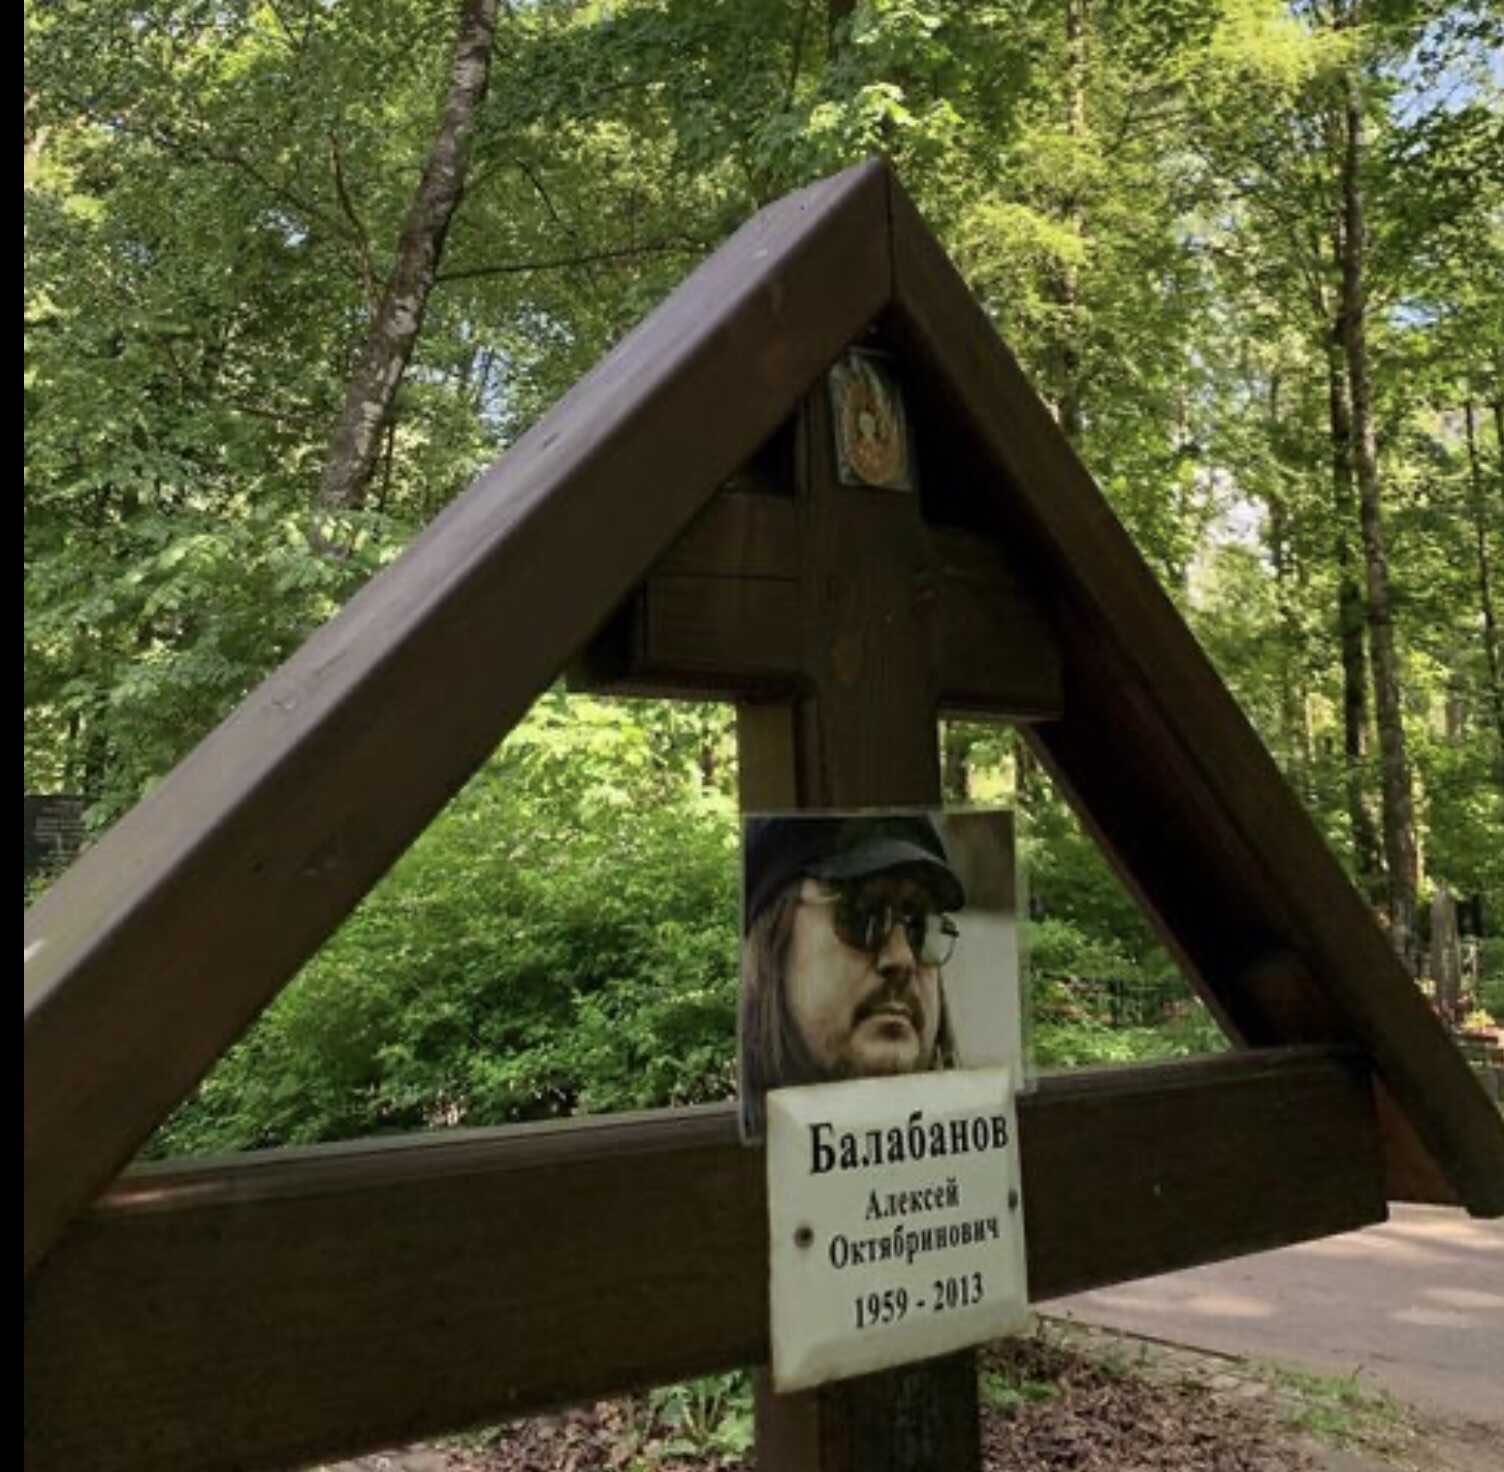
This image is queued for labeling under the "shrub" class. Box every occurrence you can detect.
[148,701,741,1158]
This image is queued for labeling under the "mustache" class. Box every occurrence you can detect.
[854,984,923,1031]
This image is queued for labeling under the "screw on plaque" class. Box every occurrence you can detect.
[794,1225,814,1249]
[1007,1189,1021,1212]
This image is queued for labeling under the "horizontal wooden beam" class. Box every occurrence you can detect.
[25,1047,1382,1472]
[572,493,1064,719]
[653,487,800,579]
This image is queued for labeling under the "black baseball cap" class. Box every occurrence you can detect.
[743,814,965,931]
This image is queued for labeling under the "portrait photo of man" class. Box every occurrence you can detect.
[738,812,971,1141]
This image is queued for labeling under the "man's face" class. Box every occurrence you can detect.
[785,873,944,1079]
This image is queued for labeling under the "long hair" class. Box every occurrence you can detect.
[738,879,957,1141]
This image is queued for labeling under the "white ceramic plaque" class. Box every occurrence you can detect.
[767,1066,1029,1393]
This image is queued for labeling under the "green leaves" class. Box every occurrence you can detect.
[146,693,740,1157]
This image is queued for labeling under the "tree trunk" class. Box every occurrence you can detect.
[942,723,972,805]
[1012,728,1039,812]
[61,709,81,795]
[1490,345,1502,453]
[1464,399,1504,778]
[318,0,500,515]
[1326,340,1382,894]
[1339,64,1418,966]
[80,701,111,805]
[1430,884,1462,1024]
[1265,493,1306,780]
[1264,375,1311,793]
[1052,0,1088,442]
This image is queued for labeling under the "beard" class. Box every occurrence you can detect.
[825,987,938,1080]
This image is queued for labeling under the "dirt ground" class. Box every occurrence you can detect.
[318,1319,1503,1472]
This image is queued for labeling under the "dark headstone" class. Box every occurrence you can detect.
[25,795,87,878]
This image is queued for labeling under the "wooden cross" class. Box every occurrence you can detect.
[579,357,1061,1471]
[577,354,1063,750]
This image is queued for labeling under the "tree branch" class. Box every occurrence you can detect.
[329,129,380,315]
[434,241,705,285]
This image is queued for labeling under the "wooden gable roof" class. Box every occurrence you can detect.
[24,160,1502,1283]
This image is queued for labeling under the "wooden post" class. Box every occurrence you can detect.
[739,381,981,1471]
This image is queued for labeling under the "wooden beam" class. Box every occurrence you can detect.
[23,162,894,1275]
[24,1048,1383,1472]
[930,529,1063,720]
[652,487,800,579]
[1020,1048,1385,1298]
[573,496,1064,720]
[885,173,1504,1217]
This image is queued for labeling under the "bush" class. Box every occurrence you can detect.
[1031,1005,1226,1070]
[1025,916,1226,1065]
[148,699,741,1158]
[1027,917,1146,987]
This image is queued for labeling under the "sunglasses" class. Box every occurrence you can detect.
[806,882,959,967]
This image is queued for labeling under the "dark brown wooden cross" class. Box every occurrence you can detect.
[579,363,1060,1472]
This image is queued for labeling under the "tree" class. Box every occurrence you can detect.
[317,0,500,517]
[1335,10,1419,962]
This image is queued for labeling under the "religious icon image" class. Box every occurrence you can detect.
[828,348,916,491]
[739,809,1018,1142]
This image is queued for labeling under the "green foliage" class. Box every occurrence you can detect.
[1477,944,1504,1019]
[647,1371,754,1461]
[147,694,740,1156]
[1022,800,1176,981]
[980,1364,1058,1415]
[1021,782,1227,1066]
[1267,1363,1410,1453]
[1028,917,1152,991]
[1031,1011,1228,1070]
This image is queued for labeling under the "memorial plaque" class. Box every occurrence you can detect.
[767,1067,1028,1393]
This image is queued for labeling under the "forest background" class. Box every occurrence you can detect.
[23,0,1504,1158]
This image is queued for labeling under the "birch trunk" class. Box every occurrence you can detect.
[318,0,501,514]
[1052,0,1088,443]
[1464,399,1504,777]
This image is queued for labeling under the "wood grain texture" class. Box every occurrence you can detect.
[742,375,970,1469]
[570,490,800,696]
[737,701,800,811]
[575,497,1063,719]
[885,169,1504,1217]
[23,161,892,1274]
[642,575,802,680]
[24,1049,1383,1472]
[791,371,943,810]
[652,488,800,579]
[931,529,1063,719]
[1022,1048,1386,1297]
